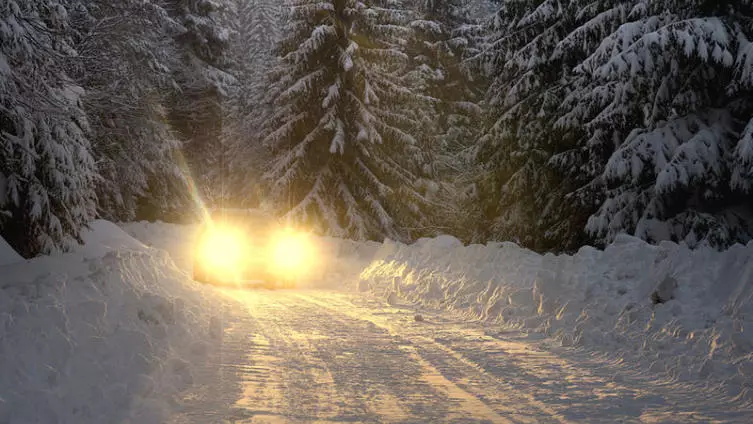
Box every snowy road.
[4,222,750,424]
[168,289,749,424]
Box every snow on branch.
[290,2,335,19]
[656,111,732,195]
[553,4,630,60]
[732,117,753,192]
[330,118,345,154]
[584,17,735,81]
[355,158,392,196]
[264,112,309,148]
[284,25,337,64]
[281,69,327,100]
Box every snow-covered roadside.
[0,221,230,424]
[87,220,753,405]
[119,221,201,270]
[359,235,753,401]
[305,237,381,289]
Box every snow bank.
[119,221,200,269]
[0,220,228,424]
[301,236,382,289]
[360,235,753,399]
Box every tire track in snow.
[168,305,258,424]
[311,292,753,423]
[236,290,504,422]
[312,292,701,423]
[171,290,748,423]
[292,292,562,423]
[238,294,343,422]
[237,291,439,422]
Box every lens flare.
[201,225,246,270]
[174,150,212,225]
[272,228,314,278]
[180,148,319,285]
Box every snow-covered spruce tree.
[547,0,641,239]
[569,1,753,247]
[262,0,431,241]
[474,0,594,251]
[233,0,284,121]
[67,0,190,221]
[220,0,284,208]
[402,0,487,240]
[475,0,753,250]
[0,0,97,256]
[162,0,234,213]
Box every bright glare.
[201,225,246,270]
[272,228,314,278]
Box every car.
[192,209,316,289]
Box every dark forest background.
[2,0,753,257]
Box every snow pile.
[360,234,753,398]
[303,236,382,289]
[0,220,228,424]
[119,221,200,269]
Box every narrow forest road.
[166,289,749,424]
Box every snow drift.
[119,221,201,270]
[360,235,753,399]
[0,220,229,424]
[303,236,382,289]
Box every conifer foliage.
[220,0,284,208]
[576,1,753,247]
[7,0,753,256]
[262,0,432,241]
[1,0,97,256]
[0,0,231,256]
[402,0,485,241]
[476,0,753,250]
[68,0,186,222]
[475,0,586,250]
[163,0,233,213]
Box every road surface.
[167,289,749,424]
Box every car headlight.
[200,225,246,270]
[271,229,314,277]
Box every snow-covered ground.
[0,221,232,424]
[3,220,753,423]
[0,219,380,423]
[359,235,753,402]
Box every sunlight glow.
[175,150,212,225]
[179,148,319,284]
[201,224,247,270]
[271,228,315,279]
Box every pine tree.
[163,0,234,211]
[67,0,190,221]
[475,0,753,249]
[262,0,431,241]
[474,0,590,251]
[571,0,753,247]
[402,0,486,240]
[220,0,284,208]
[0,0,97,256]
